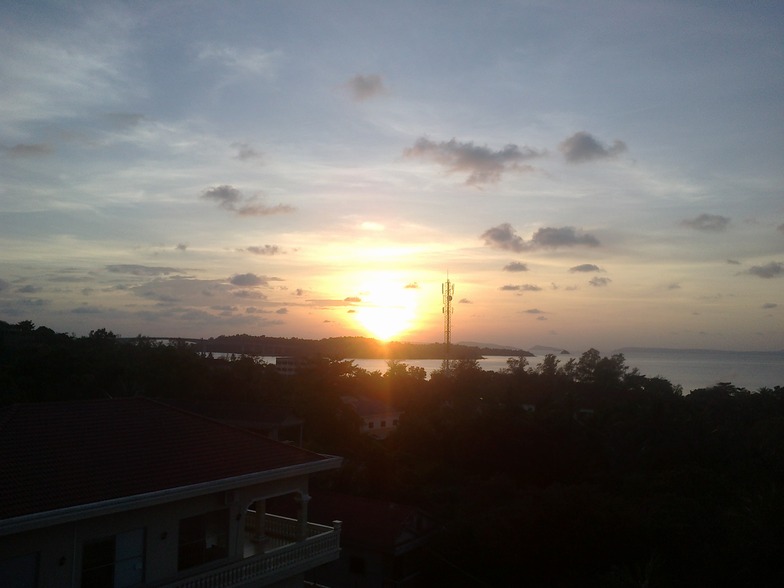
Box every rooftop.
[0,397,333,522]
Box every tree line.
[2,320,783,586]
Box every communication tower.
[442,277,454,374]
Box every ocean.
[262,349,784,393]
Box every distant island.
[147,334,534,360]
[529,344,571,355]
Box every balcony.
[162,515,341,588]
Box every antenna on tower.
[442,275,454,374]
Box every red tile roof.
[0,397,334,521]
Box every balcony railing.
[163,516,341,588]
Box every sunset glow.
[1,2,782,352]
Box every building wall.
[0,475,311,587]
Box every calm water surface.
[261,350,784,392]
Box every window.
[381,420,386,428]
[178,510,229,571]
[367,421,374,429]
[0,552,38,588]
[82,529,144,588]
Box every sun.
[350,279,420,341]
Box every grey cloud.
[17,285,41,293]
[202,185,295,217]
[106,264,181,276]
[681,213,730,232]
[232,142,263,161]
[71,305,102,314]
[294,288,304,296]
[524,308,543,314]
[589,277,612,287]
[275,308,288,315]
[404,282,419,289]
[104,112,145,128]
[530,227,600,249]
[747,262,784,278]
[500,284,541,292]
[503,262,529,272]
[176,243,188,251]
[762,303,778,309]
[559,131,627,163]
[230,273,269,287]
[481,224,526,252]
[778,224,784,234]
[247,245,280,255]
[569,264,602,273]
[6,143,53,157]
[404,137,544,184]
[483,225,599,251]
[0,279,10,292]
[344,296,362,303]
[346,74,386,101]
[202,185,242,210]
[459,298,472,304]
[233,290,268,299]
[727,259,741,265]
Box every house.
[272,491,438,587]
[340,396,403,439]
[0,397,342,587]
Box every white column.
[295,493,311,540]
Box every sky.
[1,1,783,353]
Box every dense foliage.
[2,320,783,586]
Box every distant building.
[341,396,403,439]
[0,397,342,587]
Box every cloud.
[503,262,529,272]
[483,225,599,252]
[458,298,472,304]
[232,142,263,161]
[197,44,281,78]
[569,264,602,273]
[500,284,541,292]
[103,112,145,128]
[16,285,41,293]
[762,303,778,309]
[481,224,526,252]
[5,143,53,157]
[746,262,784,278]
[778,223,784,235]
[404,137,544,184]
[229,273,270,287]
[589,277,612,287]
[175,243,188,251]
[559,131,627,163]
[681,213,730,232]
[529,227,600,249]
[726,259,741,265]
[202,185,295,216]
[275,307,288,314]
[346,74,386,101]
[246,245,280,255]
[344,296,362,303]
[524,308,544,314]
[106,264,181,276]
[0,279,9,292]
[404,282,419,289]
